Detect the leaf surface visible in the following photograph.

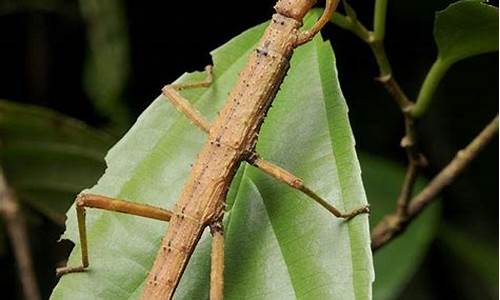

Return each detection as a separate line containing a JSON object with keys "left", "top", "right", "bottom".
{"left": 435, "top": 0, "right": 498, "bottom": 64}
{"left": 52, "top": 13, "right": 373, "bottom": 300}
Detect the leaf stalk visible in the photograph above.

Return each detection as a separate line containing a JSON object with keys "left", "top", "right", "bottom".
{"left": 410, "top": 57, "right": 452, "bottom": 118}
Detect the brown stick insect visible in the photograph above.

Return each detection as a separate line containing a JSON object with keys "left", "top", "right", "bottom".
{"left": 57, "top": 0, "right": 369, "bottom": 299}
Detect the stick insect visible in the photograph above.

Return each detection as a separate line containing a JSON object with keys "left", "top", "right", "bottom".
{"left": 57, "top": 0, "right": 369, "bottom": 299}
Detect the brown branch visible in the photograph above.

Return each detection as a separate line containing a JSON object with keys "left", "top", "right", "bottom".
{"left": 331, "top": 7, "right": 424, "bottom": 214}
{"left": 0, "top": 168, "right": 41, "bottom": 300}
{"left": 376, "top": 74, "right": 413, "bottom": 112}
{"left": 332, "top": 3, "right": 497, "bottom": 254}
{"left": 371, "top": 115, "right": 499, "bottom": 251}
{"left": 368, "top": 25, "right": 427, "bottom": 223}
{"left": 332, "top": 9, "right": 412, "bottom": 111}
{"left": 395, "top": 161, "right": 418, "bottom": 217}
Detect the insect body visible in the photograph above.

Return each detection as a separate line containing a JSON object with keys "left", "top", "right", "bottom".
{"left": 57, "top": 0, "right": 369, "bottom": 299}
{"left": 144, "top": 8, "right": 309, "bottom": 299}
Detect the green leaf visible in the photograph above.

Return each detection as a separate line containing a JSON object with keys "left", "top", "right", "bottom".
{"left": 435, "top": 0, "right": 498, "bottom": 64}
{"left": 411, "top": 0, "right": 498, "bottom": 118}
{"left": 52, "top": 12, "right": 373, "bottom": 299}
{"left": 359, "top": 153, "right": 441, "bottom": 300}
{"left": 0, "top": 100, "right": 114, "bottom": 223}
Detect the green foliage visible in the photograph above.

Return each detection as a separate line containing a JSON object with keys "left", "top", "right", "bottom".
{"left": 412, "top": 0, "right": 499, "bottom": 117}
{"left": 435, "top": 0, "right": 499, "bottom": 64}
{"left": 52, "top": 14, "right": 374, "bottom": 299}
{"left": 0, "top": 100, "right": 114, "bottom": 223}
{"left": 361, "top": 154, "right": 441, "bottom": 300}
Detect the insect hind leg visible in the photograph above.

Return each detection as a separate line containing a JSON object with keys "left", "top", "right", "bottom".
{"left": 247, "top": 154, "right": 370, "bottom": 220}
{"left": 209, "top": 221, "right": 224, "bottom": 300}
{"left": 56, "top": 193, "right": 172, "bottom": 277}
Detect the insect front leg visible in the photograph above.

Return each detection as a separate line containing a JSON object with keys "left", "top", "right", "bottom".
{"left": 247, "top": 154, "right": 369, "bottom": 220}
{"left": 294, "top": 0, "right": 340, "bottom": 46}
{"left": 56, "top": 193, "right": 173, "bottom": 276}
{"left": 209, "top": 221, "right": 224, "bottom": 300}
{"left": 162, "top": 65, "right": 214, "bottom": 133}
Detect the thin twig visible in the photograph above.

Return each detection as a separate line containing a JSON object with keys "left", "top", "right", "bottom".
{"left": 395, "top": 161, "right": 418, "bottom": 217}
{"left": 331, "top": 1, "right": 423, "bottom": 221}
{"left": 371, "top": 115, "right": 499, "bottom": 251}
{"left": 373, "top": 0, "right": 388, "bottom": 41}
{"left": 331, "top": 1, "right": 497, "bottom": 254}
{"left": 376, "top": 74, "right": 413, "bottom": 112}
{"left": 0, "top": 168, "right": 41, "bottom": 300}
{"left": 330, "top": 4, "right": 415, "bottom": 135}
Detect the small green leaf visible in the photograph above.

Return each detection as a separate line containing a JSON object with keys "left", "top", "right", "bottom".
{"left": 52, "top": 12, "right": 373, "bottom": 300}
{"left": 411, "top": 0, "right": 498, "bottom": 118}
{"left": 435, "top": 0, "right": 498, "bottom": 64}
{"left": 0, "top": 100, "right": 115, "bottom": 223}
{"left": 359, "top": 153, "right": 441, "bottom": 300}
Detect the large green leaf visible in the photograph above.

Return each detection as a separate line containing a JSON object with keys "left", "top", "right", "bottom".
{"left": 359, "top": 154, "right": 441, "bottom": 300}
{"left": 435, "top": 0, "right": 498, "bottom": 64}
{"left": 52, "top": 13, "right": 373, "bottom": 299}
{"left": 0, "top": 100, "right": 114, "bottom": 223}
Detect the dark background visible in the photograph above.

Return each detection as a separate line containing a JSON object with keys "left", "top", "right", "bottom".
{"left": 0, "top": 0, "right": 498, "bottom": 299}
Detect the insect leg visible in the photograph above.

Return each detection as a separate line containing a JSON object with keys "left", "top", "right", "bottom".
{"left": 162, "top": 65, "right": 213, "bottom": 133}
{"left": 56, "top": 193, "right": 172, "bottom": 276}
{"left": 247, "top": 154, "right": 369, "bottom": 220}
{"left": 169, "top": 65, "right": 213, "bottom": 90}
{"left": 295, "top": 0, "right": 340, "bottom": 46}
{"left": 209, "top": 222, "right": 224, "bottom": 300}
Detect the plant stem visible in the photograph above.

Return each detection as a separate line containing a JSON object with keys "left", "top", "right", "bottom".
{"left": 371, "top": 115, "right": 499, "bottom": 251}
{"left": 330, "top": 1, "right": 497, "bottom": 253}
{"left": 369, "top": 40, "right": 392, "bottom": 77}
{"left": 331, "top": 12, "right": 372, "bottom": 42}
{"left": 330, "top": 1, "right": 489, "bottom": 251}
{"left": 410, "top": 57, "right": 451, "bottom": 118}
{"left": 0, "top": 168, "right": 41, "bottom": 300}
{"left": 376, "top": 74, "right": 413, "bottom": 111}
{"left": 331, "top": 3, "right": 421, "bottom": 220}
{"left": 408, "top": 115, "right": 499, "bottom": 217}
{"left": 330, "top": 5, "right": 407, "bottom": 108}
{"left": 395, "top": 160, "right": 418, "bottom": 217}
{"left": 331, "top": 2, "right": 420, "bottom": 206}
{"left": 330, "top": 12, "right": 351, "bottom": 30}
{"left": 373, "top": 0, "right": 388, "bottom": 41}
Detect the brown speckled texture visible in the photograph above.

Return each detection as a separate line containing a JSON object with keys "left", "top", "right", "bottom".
{"left": 141, "top": 1, "right": 312, "bottom": 299}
